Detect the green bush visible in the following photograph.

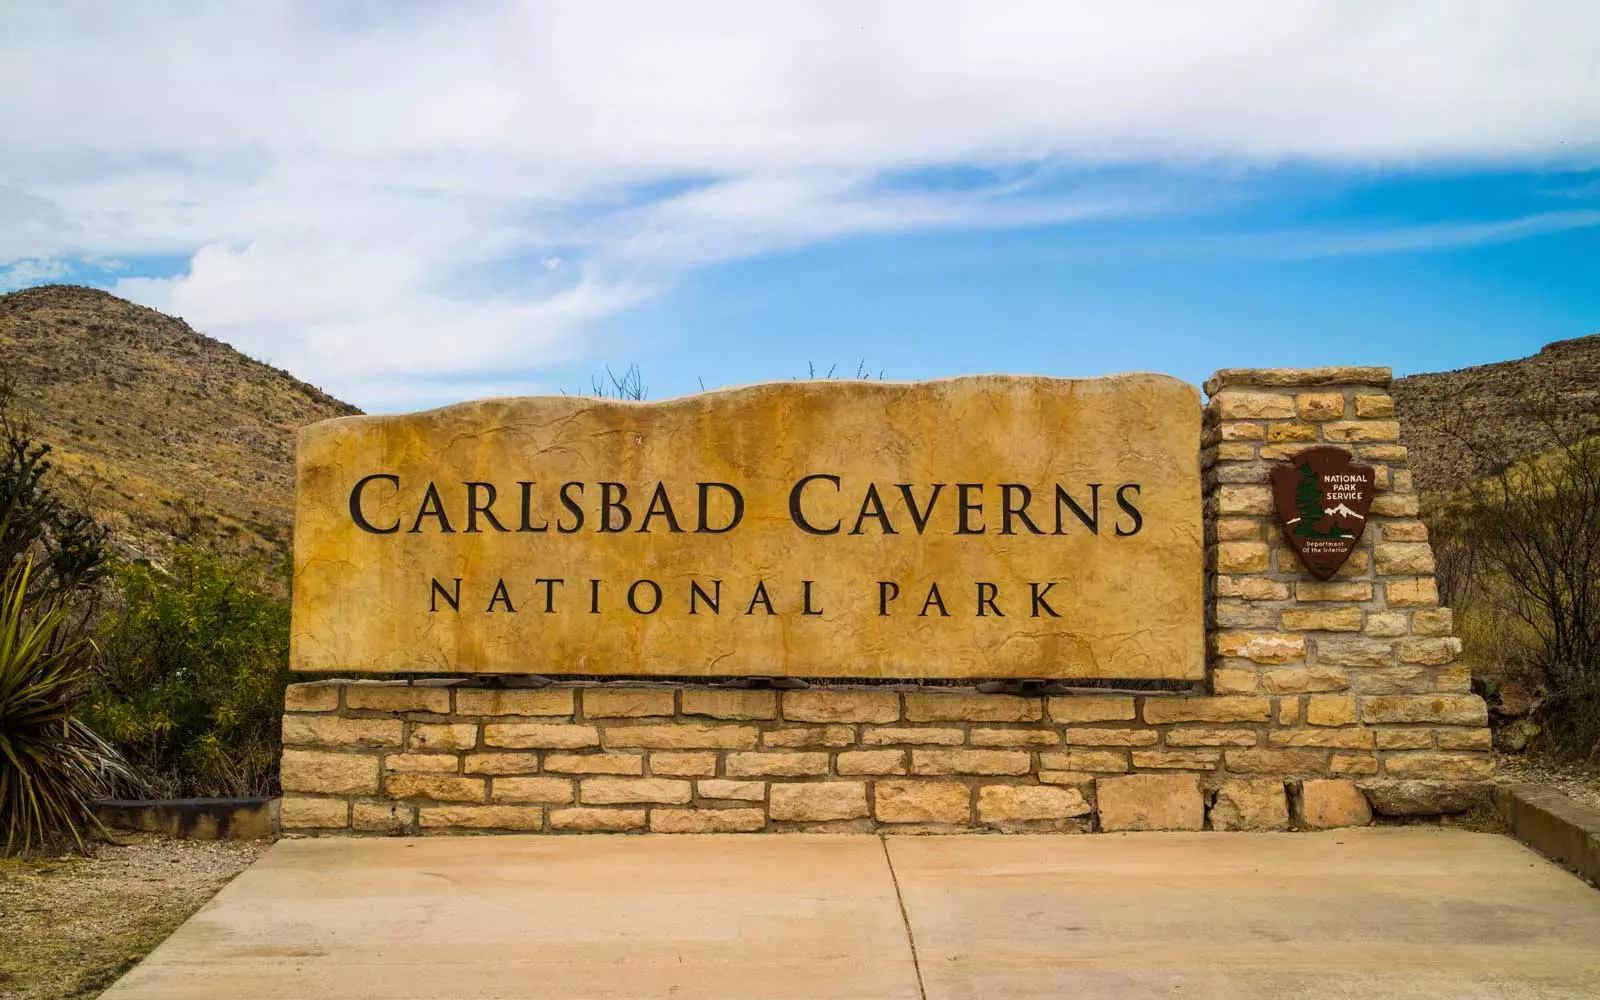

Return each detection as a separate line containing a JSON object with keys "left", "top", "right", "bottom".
{"left": 89, "top": 548, "right": 291, "bottom": 798}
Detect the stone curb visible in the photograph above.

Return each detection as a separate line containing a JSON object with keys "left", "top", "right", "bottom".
{"left": 1493, "top": 783, "right": 1600, "bottom": 886}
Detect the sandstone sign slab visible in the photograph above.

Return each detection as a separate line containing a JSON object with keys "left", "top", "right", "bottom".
{"left": 291, "top": 375, "right": 1203, "bottom": 679}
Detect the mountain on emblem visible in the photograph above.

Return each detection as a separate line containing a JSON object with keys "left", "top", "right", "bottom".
{"left": 1268, "top": 446, "right": 1377, "bottom": 580}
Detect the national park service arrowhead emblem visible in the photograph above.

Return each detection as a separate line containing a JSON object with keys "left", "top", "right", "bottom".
{"left": 1269, "top": 446, "right": 1375, "bottom": 581}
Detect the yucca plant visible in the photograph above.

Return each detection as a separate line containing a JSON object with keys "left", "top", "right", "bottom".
{"left": 0, "top": 558, "right": 128, "bottom": 855}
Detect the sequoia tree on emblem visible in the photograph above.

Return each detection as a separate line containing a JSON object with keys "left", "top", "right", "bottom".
{"left": 1268, "top": 446, "right": 1376, "bottom": 581}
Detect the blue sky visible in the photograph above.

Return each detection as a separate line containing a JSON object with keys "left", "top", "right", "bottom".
{"left": 2, "top": 3, "right": 1598, "bottom": 411}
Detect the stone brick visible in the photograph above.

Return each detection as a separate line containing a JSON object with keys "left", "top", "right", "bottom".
{"left": 541, "top": 753, "right": 644, "bottom": 775}
{"left": 1216, "top": 443, "right": 1258, "bottom": 461}
{"left": 1380, "top": 519, "right": 1429, "bottom": 542}
{"left": 1370, "top": 494, "right": 1421, "bottom": 517}
{"left": 1296, "top": 392, "right": 1345, "bottom": 421}
{"left": 282, "top": 715, "right": 404, "bottom": 748}
{"left": 1038, "top": 771, "right": 1097, "bottom": 787}
{"left": 1215, "top": 486, "right": 1273, "bottom": 516}
{"left": 1048, "top": 696, "right": 1136, "bottom": 723}
{"left": 279, "top": 796, "right": 349, "bottom": 829}
{"left": 1295, "top": 581, "right": 1373, "bottom": 602}
{"left": 1331, "top": 754, "right": 1379, "bottom": 775}
{"left": 548, "top": 808, "right": 646, "bottom": 832}
{"left": 835, "top": 750, "right": 908, "bottom": 775}
{"left": 1268, "top": 729, "right": 1374, "bottom": 749}
{"left": 280, "top": 750, "right": 379, "bottom": 795}
{"left": 650, "top": 808, "right": 766, "bottom": 833}
{"left": 1322, "top": 420, "right": 1400, "bottom": 443}
{"left": 408, "top": 723, "right": 478, "bottom": 752}
{"left": 1214, "top": 542, "right": 1270, "bottom": 574}
{"left": 1411, "top": 608, "right": 1454, "bottom": 636}
{"left": 1348, "top": 668, "right": 1433, "bottom": 695}
{"left": 783, "top": 690, "right": 900, "bottom": 723}
{"left": 860, "top": 727, "right": 965, "bottom": 746}
{"left": 1363, "top": 612, "right": 1409, "bottom": 637}
{"left": 762, "top": 726, "right": 857, "bottom": 748}
{"left": 284, "top": 683, "right": 340, "bottom": 713}
{"left": 1218, "top": 421, "right": 1265, "bottom": 441}
{"left": 1211, "top": 669, "right": 1260, "bottom": 694}
{"left": 386, "top": 773, "right": 485, "bottom": 802}
{"left": 352, "top": 800, "right": 409, "bottom": 833}
{"left": 1353, "top": 393, "right": 1394, "bottom": 418}
{"left": 484, "top": 723, "right": 600, "bottom": 750}
{"left": 1375, "top": 543, "right": 1435, "bottom": 575}
{"left": 1306, "top": 695, "right": 1357, "bottom": 727}
{"left": 1435, "top": 728, "right": 1492, "bottom": 751}
{"left": 455, "top": 688, "right": 575, "bottom": 717}
{"left": 1359, "top": 444, "right": 1408, "bottom": 461}
{"left": 977, "top": 784, "right": 1091, "bottom": 823}
{"left": 1142, "top": 696, "right": 1272, "bottom": 724}
{"left": 418, "top": 804, "right": 543, "bottom": 830}
{"left": 490, "top": 777, "right": 574, "bottom": 803}
{"left": 1277, "top": 697, "right": 1302, "bottom": 725}
{"left": 1383, "top": 753, "right": 1494, "bottom": 781}
{"left": 1064, "top": 728, "right": 1159, "bottom": 747}
{"left": 461, "top": 752, "right": 543, "bottom": 775}
{"left": 904, "top": 693, "right": 1040, "bottom": 723}
{"left": 1262, "top": 667, "right": 1349, "bottom": 694}
{"left": 1210, "top": 633, "right": 1306, "bottom": 665}
{"left": 1267, "top": 422, "right": 1318, "bottom": 442}
{"left": 1359, "top": 779, "right": 1488, "bottom": 816}
{"left": 1203, "top": 366, "right": 1391, "bottom": 393}
{"left": 911, "top": 749, "right": 1031, "bottom": 775}
{"left": 1397, "top": 638, "right": 1462, "bottom": 665}
{"left": 1224, "top": 749, "right": 1328, "bottom": 774}
{"left": 1360, "top": 695, "right": 1487, "bottom": 726}
{"left": 1376, "top": 730, "right": 1433, "bottom": 750}
{"left": 582, "top": 688, "right": 675, "bottom": 718}
{"left": 1215, "top": 391, "right": 1296, "bottom": 420}
{"left": 1209, "top": 778, "right": 1289, "bottom": 831}
{"left": 344, "top": 683, "right": 452, "bottom": 714}
{"left": 649, "top": 752, "right": 718, "bottom": 777}
{"left": 1295, "top": 779, "right": 1372, "bottom": 828}
{"left": 1097, "top": 774, "right": 1204, "bottom": 831}
{"left": 968, "top": 728, "right": 1060, "bottom": 747}
{"left": 768, "top": 782, "right": 869, "bottom": 821}
{"left": 874, "top": 780, "right": 971, "bottom": 824}
{"left": 1131, "top": 750, "right": 1220, "bottom": 770}
{"left": 1039, "top": 750, "right": 1128, "bottom": 773}
{"left": 1214, "top": 576, "right": 1289, "bottom": 600}
{"left": 1215, "top": 517, "right": 1262, "bottom": 540}
{"left": 1164, "top": 727, "right": 1259, "bottom": 747}
{"left": 1316, "top": 638, "right": 1394, "bottom": 667}
{"left": 382, "top": 753, "right": 460, "bottom": 774}
{"left": 603, "top": 724, "right": 759, "bottom": 749}
{"left": 698, "top": 779, "right": 766, "bottom": 801}
{"left": 1214, "top": 603, "right": 1280, "bottom": 629}
{"left": 580, "top": 777, "right": 692, "bottom": 805}
{"left": 679, "top": 689, "right": 777, "bottom": 720}
{"left": 1281, "top": 607, "right": 1364, "bottom": 632}
{"left": 725, "top": 752, "right": 829, "bottom": 777}
{"left": 1436, "top": 667, "right": 1473, "bottom": 693}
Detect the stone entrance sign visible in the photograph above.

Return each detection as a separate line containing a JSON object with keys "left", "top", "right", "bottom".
{"left": 291, "top": 374, "right": 1204, "bottom": 679}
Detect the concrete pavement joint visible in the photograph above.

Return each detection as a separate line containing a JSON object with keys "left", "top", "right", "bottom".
{"left": 879, "top": 835, "right": 927, "bottom": 1000}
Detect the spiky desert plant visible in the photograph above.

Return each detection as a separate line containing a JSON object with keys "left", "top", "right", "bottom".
{"left": 0, "top": 559, "right": 127, "bottom": 854}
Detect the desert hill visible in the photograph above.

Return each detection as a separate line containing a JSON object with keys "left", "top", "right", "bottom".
{"left": 0, "top": 284, "right": 359, "bottom": 564}
{"left": 1392, "top": 332, "right": 1600, "bottom": 497}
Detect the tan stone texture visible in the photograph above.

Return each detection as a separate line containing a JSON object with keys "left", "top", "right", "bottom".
{"left": 903, "top": 693, "right": 1040, "bottom": 722}
{"left": 602, "top": 724, "right": 759, "bottom": 749}
{"left": 408, "top": 723, "right": 478, "bottom": 752}
{"left": 1214, "top": 391, "right": 1296, "bottom": 420}
{"left": 1353, "top": 393, "right": 1395, "bottom": 417}
{"left": 1268, "top": 729, "right": 1373, "bottom": 749}
{"left": 1375, "top": 543, "right": 1436, "bottom": 575}
{"left": 483, "top": 723, "right": 600, "bottom": 749}
{"left": 383, "top": 753, "right": 460, "bottom": 773}
{"left": 1204, "top": 366, "right": 1391, "bottom": 393}
{"left": 1295, "top": 581, "right": 1372, "bottom": 602}
{"left": 874, "top": 780, "right": 972, "bottom": 824}
{"left": 1262, "top": 667, "right": 1348, "bottom": 694}
{"left": 284, "top": 683, "right": 340, "bottom": 713}
{"left": 1048, "top": 696, "right": 1135, "bottom": 723}
{"left": 967, "top": 728, "right": 1059, "bottom": 747}
{"left": 911, "top": 749, "right": 1031, "bottom": 775}
{"left": 1383, "top": 753, "right": 1494, "bottom": 781}
{"left": 648, "top": 752, "right": 718, "bottom": 776}
{"left": 1436, "top": 728, "right": 1492, "bottom": 751}
{"left": 455, "top": 688, "right": 574, "bottom": 717}
{"left": 1163, "top": 727, "right": 1259, "bottom": 747}
{"left": 1039, "top": 750, "right": 1128, "bottom": 773}
{"left": 1063, "top": 728, "right": 1158, "bottom": 747}
{"left": 976, "top": 784, "right": 1090, "bottom": 823}
{"left": 1397, "top": 637, "right": 1462, "bottom": 665}
{"left": 1360, "top": 695, "right": 1487, "bottom": 726}
{"left": 698, "top": 779, "right": 767, "bottom": 801}
{"left": 1224, "top": 749, "right": 1328, "bottom": 774}
{"left": 679, "top": 689, "right": 777, "bottom": 720}
{"left": 860, "top": 727, "right": 965, "bottom": 746}
{"left": 1295, "top": 779, "right": 1372, "bottom": 828}
{"left": 1096, "top": 774, "right": 1204, "bottom": 831}
{"left": 1142, "top": 696, "right": 1271, "bottom": 724}
{"left": 1385, "top": 578, "right": 1439, "bottom": 607}
{"left": 1209, "top": 778, "right": 1289, "bottom": 831}
{"left": 386, "top": 773, "right": 485, "bottom": 802}
{"left": 292, "top": 376, "right": 1204, "bottom": 680}
{"left": 1130, "top": 750, "right": 1220, "bottom": 770}
{"left": 351, "top": 800, "right": 410, "bottom": 832}
{"left": 418, "top": 805, "right": 543, "bottom": 831}
{"left": 1210, "top": 633, "right": 1305, "bottom": 665}
{"left": 1331, "top": 754, "right": 1379, "bottom": 775}
{"left": 769, "top": 782, "right": 870, "bottom": 821}
{"left": 279, "top": 796, "right": 349, "bottom": 829}
{"left": 547, "top": 807, "right": 646, "bottom": 832}
{"left": 725, "top": 752, "right": 830, "bottom": 777}
{"left": 580, "top": 778, "right": 693, "bottom": 805}
{"left": 344, "top": 684, "right": 450, "bottom": 714}
{"left": 763, "top": 726, "right": 857, "bottom": 748}
{"left": 1295, "top": 392, "right": 1345, "bottom": 421}
{"left": 835, "top": 750, "right": 908, "bottom": 775}
{"left": 1214, "top": 542, "right": 1269, "bottom": 573}
{"left": 1305, "top": 693, "right": 1357, "bottom": 726}
{"left": 1280, "top": 607, "right": 1363, "bottom": 632}
{"left": 461, "top": 752, "right": 543, "bottom": 775}
{"left": 282, "top": 715, "right": 403, "bottom": 748}
{"left": 1210, "top": 668, "right": 1260, "bottom": 694}
{"left": 280, "top": 749, "right": 380, "bottom": 795}
{"left": 582, "top": 688, "right": 676, "bottom": 718}
{"left": 541, "top": 752, "right": 644, "bottom": 775}
{"left": 1411, "top": 608, "right": 1454, "bottom": 636}
{"left": 490, "top": 777, "right": 575, "bottom": 803}
{"left": 650, "top": 808, "right": 767, "bottom": 833}
{"left": 784, "top": 690, "right": 901, "bottom": 723}
{"left": 1376, "top": 730, "right": 1433, "bottom": 750}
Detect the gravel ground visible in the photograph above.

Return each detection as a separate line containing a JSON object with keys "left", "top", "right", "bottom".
{"left": 1495, "top": 751, "right": 1600, "bottom": 814}
{"left": 0, "top": 834, "right": 269, "bottom": 1000}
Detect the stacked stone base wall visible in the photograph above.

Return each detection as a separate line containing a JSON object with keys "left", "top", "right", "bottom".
{"left": 279, "top": 680, "right": 1492, "bottom": 835}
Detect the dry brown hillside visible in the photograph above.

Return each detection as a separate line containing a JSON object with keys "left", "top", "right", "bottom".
{"left": 0, "top": 284, "right": 359, "bottom": 564}
{"left": 1393, "top": 332, "right": 1600, "bottom": 497}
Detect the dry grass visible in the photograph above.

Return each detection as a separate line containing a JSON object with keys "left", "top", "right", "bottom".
{"left": 0, "top": 835, "right": 268, "bottom": 1000}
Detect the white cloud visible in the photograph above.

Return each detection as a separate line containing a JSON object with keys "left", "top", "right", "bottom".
{"left": 1, "top": 1, "right": 1597, "bottom": 409}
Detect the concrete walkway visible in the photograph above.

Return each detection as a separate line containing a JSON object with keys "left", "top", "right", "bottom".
{"left": 103, "top": 829, "right": 1600, "bottom": 1000}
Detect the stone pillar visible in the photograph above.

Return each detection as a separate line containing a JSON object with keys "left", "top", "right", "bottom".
{"left": 1201, "top": 366, "right": 1492, "bottom": 805}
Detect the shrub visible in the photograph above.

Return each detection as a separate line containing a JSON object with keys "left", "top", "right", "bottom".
{"left": 89, "top": 548, "right": 291, "bottom": 797}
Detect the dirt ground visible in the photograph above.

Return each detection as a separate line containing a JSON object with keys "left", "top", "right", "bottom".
{"left": 1496, "top": 751, "right": 1600, "bottom": 814}
{"left": 0, "top": 834, "right": 268, "bottom": 1000}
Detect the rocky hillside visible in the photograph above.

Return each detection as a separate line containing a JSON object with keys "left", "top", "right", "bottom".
{"left": 1393, "top": 332, "right": 1600, "bottom": 497}
{"left": 0, "top": 285, "right": 359, "bottom": 564}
